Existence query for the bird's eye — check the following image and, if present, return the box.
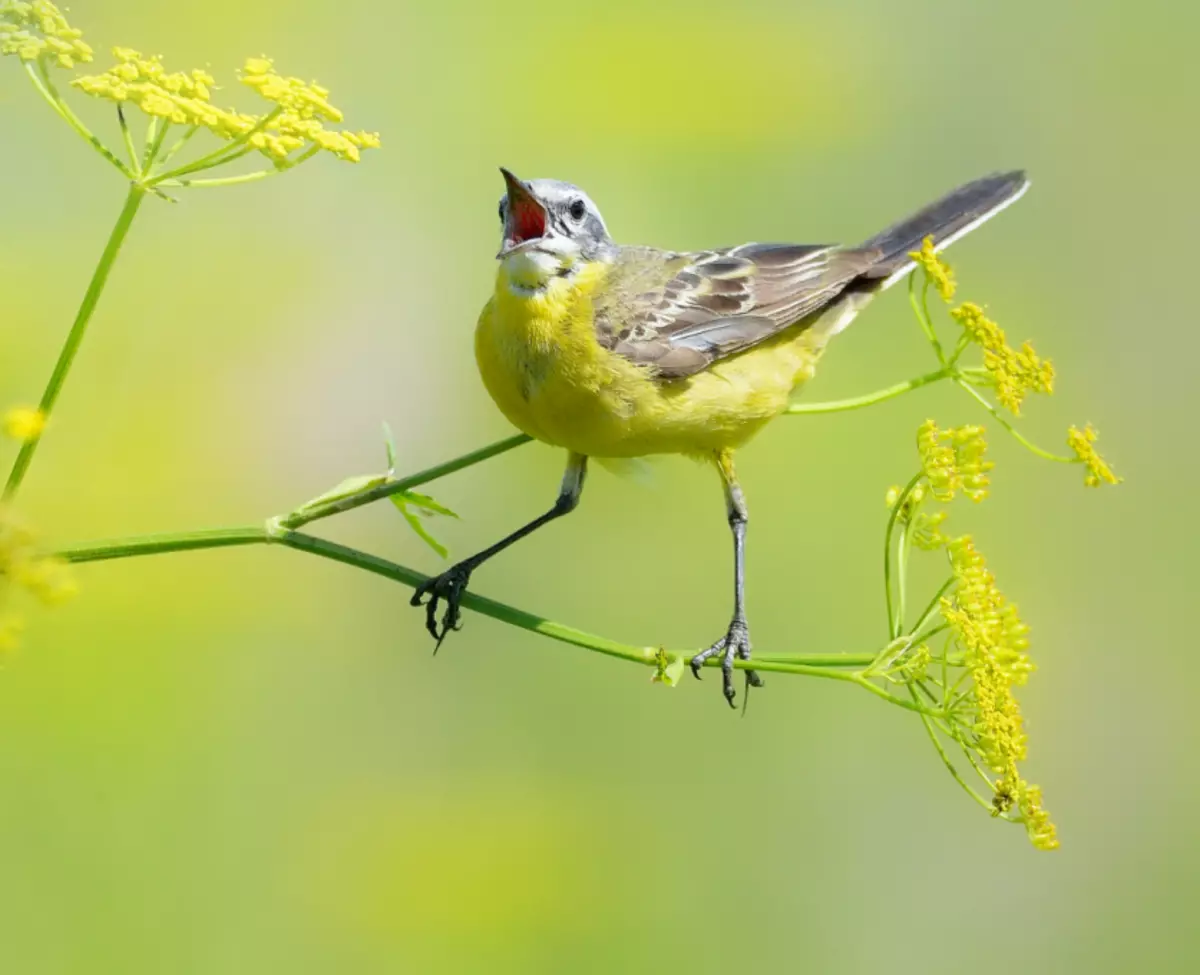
[568,198,587,222]
[498,199,506,222]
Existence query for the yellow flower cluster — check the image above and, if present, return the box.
[3,406,45,441]
[240,57,381,162]
[0,0,92,68]
[909,236,956,301]
[71,48,251,138]
[1067,424,1120,487]
[917,420,993,502]
[71,48,380,165]
[940,536,1057,849]
[0,505,76,655]
[951,302,1055,415]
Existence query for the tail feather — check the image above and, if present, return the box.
[859,170,1030,290]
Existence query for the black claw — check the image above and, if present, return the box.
[411,564,472,651]
[691,617,759,709]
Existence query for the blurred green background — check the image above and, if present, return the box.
[1,0,1196,971]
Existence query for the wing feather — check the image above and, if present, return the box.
[594,242,880,379]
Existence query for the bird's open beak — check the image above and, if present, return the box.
[498,167,548,256]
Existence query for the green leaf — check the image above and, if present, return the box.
[382,421,397,472]
[390,489,458,559]
[398,490,459,520]
[651,649,686,687]
[292,473,388,516]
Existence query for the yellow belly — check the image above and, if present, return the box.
[475,262,830,459]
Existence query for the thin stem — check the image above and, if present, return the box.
[149,109,282,184]
[884,474,924,639]
[142,118,170,172]
[911,684,995,812]
[25,62,133,179]
[896,519,910,637]
[159,169,281,189]
[117,105,141,176]
[909,274,946,364]
[955,381,1076,463]
[155,125,199,169]
[281,433,533,529]
[911,578,955,637]
[59,527,271,562]
[4,184,147,499]
[786,368,950,415]
[54,522,944,705]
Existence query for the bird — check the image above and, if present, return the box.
[411,166,1030,707]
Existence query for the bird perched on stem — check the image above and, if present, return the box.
[412,166,1029,707]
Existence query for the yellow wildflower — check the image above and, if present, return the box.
[239,57,381,163]
[951,302,1054,414]
[917,420,993,502]
[70,49,380,166]
[3,405,46,441]
[0,0,93,68]
[911,509,949,550]
[909,235,956,301]
[1067,424,1120,487]
[72,48,257,140]
[940,535,1056,849]
[0,504,76,654]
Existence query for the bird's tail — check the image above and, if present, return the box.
[858,170,1030,291]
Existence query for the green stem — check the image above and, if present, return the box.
[58,526,270,562]
[148,110,282,185]
[786,368,950,415]
[142,119,170,172]
[4,184,147,500]
[25,62,133,178]
[955,381,1076,463]
[56,524,915,679]
[281,433,533,529]
[910,274,947,364]
[155,125,199,169]
[159,169,280,189]
[884,474,923,639]
[117,106,141,176]
[910,685,995,812]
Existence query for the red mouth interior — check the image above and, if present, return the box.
[509,195,547,245]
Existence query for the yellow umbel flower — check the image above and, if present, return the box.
[917,420,993,502]
[71,49,380,166]
[1067,424,1120,487]
[951,302,1054,415]
[0,505,77,655]
[240,56,381,162]
[3,406,46,441]
[940,535,1056,849]
[0,0,92,68]
[909,235,956,301]
[72,47,255,137]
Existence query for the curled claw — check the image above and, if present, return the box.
[410,564,472,652]
[688,617,761,709]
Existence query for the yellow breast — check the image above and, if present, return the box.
[474,260,828,459]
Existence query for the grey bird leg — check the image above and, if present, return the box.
[690,451,764,707]
[411,453,588,650]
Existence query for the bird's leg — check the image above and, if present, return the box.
[411,453,588,650]
[690,450,764,708]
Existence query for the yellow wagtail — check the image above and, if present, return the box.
[412,167,1029,706]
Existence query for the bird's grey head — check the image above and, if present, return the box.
[496,168,614,269]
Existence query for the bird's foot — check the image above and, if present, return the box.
[410,562,474,651]
[689,616,764,708]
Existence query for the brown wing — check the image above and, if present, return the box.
[593,242,881,379]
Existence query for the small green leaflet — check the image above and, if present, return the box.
[382,421,397,473]
[291,473,388,516]
[391,490,459,559]
[651,649,686,687]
